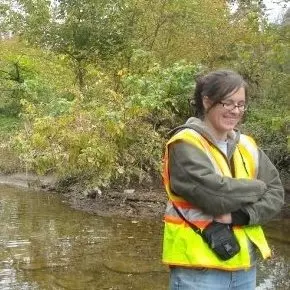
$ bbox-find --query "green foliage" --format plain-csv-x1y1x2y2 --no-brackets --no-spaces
4,0,136,89
1,0,289,188
0,115,20,135
122,53,200,131
0,39,75,116
243,69,290,177
244,108,289,164
14,101,117,186
0,115,23,173
13,59,199,188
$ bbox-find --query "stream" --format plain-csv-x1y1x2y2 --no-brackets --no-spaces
0,185,289,289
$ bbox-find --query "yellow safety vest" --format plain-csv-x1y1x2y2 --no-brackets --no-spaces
162,128,271,271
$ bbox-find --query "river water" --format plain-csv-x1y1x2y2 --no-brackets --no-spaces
0,185,289,290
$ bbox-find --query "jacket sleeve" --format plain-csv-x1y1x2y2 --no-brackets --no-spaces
243,149,285,225
169,141,267,216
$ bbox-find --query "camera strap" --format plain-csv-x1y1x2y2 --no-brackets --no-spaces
172,203,240,260
171,203,203,236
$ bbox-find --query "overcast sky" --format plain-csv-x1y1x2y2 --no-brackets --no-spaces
263,0,290,22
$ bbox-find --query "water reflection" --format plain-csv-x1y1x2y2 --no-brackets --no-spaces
257,219,290,290
0,184,289,289
0,185,167,289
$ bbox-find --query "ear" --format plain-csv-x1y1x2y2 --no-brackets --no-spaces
202,96,212,110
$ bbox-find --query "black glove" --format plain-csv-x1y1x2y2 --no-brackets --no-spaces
231,209,250,225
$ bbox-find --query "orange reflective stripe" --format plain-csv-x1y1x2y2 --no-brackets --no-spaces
164,215,211,229
164,215,243,230
171,200,198,209
162,149,170,184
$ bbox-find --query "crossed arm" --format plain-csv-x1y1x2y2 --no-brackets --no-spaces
169,142,284,225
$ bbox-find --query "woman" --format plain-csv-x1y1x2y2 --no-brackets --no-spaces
162,70,284,289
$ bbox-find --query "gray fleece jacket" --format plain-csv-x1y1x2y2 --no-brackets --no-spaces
168,117,285,225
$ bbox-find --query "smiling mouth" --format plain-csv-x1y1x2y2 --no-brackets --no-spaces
223,118,240,125
224,117,239,121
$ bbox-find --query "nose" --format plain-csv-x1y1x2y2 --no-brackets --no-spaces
230,106,240,114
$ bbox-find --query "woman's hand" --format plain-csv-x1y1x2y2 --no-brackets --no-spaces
214,213,232,224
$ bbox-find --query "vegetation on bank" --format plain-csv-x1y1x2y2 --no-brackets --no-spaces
0,0,289,190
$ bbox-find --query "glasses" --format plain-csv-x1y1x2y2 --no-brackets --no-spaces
218,101,248,112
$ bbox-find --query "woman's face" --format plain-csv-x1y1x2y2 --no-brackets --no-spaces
203,87,246,141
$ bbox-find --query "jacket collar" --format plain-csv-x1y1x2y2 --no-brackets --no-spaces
169,117,241,157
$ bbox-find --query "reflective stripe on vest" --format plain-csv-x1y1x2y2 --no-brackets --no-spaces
162,128,271,270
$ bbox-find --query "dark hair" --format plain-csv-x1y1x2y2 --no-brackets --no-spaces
192,70,248,118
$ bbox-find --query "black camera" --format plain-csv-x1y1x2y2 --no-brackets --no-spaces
202,221,240,261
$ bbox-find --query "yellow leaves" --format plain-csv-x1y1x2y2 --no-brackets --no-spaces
117,166,125,174
105,88,123,103
117,68,128,76
20,99,37,116
87,157,94,164
31,132,49,149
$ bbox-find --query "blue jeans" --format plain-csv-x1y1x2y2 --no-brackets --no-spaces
169,266,256,290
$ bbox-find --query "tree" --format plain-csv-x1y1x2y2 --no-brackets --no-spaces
3,0,134,89
1,0,289,187
0,38,75,116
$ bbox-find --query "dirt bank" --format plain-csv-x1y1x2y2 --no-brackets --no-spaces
63,187,167,220
0,173,289,220
0,173,167,220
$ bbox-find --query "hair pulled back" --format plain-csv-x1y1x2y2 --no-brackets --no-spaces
192,70,248,118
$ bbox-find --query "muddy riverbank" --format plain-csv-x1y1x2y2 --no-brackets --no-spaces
0,173,289,220
0,173,167,220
